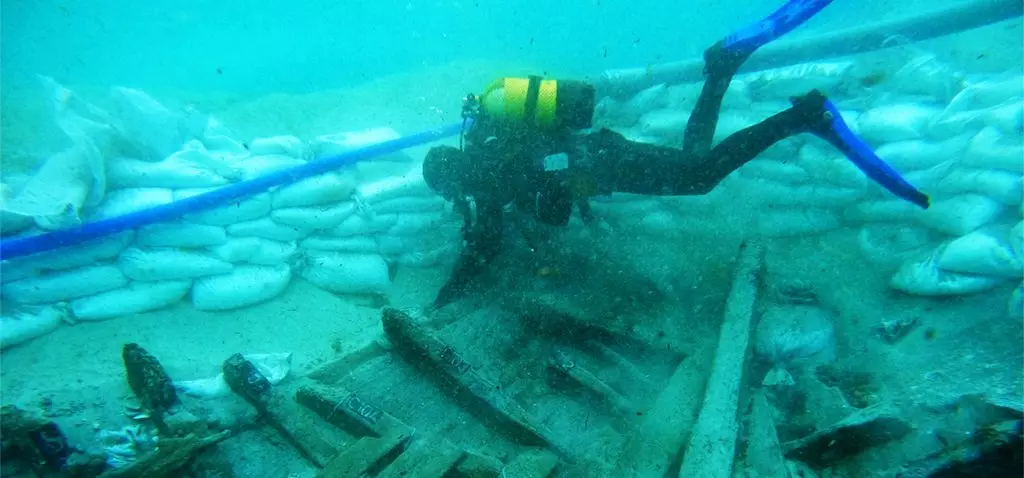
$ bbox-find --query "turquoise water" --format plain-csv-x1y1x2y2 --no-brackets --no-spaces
1,1,1022,477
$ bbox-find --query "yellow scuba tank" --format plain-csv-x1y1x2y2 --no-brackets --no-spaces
478,76,596,131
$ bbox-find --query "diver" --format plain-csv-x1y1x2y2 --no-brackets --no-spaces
421,0,931,310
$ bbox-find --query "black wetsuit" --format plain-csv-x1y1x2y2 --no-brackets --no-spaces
430,43,832,309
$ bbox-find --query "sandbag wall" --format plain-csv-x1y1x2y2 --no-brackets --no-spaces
0,84,462,350
591,54,1023,318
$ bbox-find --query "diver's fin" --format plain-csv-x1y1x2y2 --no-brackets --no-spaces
722,0,835,54
797,92,930,209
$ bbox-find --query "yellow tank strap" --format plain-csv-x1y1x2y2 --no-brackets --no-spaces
535,79,558,128
502,77,530,122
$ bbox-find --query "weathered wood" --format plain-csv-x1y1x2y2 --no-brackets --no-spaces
679,240,764,478
296,383,412,439
306,339,389,384
377,436,464,478
317,432,411,478
743,391,790,477
455,450,505,478
548,348,635,418
98,431,231,478
381,308,566,456
503,448,560,478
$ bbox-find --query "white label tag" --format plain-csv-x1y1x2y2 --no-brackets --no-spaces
543,153,569,171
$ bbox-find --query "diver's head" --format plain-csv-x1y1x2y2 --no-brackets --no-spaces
423,145,470,200
477,76,596,131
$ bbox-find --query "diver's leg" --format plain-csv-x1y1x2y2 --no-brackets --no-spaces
682,0,834,157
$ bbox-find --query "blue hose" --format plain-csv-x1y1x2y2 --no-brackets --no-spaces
0,121,468,260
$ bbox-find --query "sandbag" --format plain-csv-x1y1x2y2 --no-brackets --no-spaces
738,159,811,185
1011,221,1024,263
209,238,299,265
70,280,192,321
984,101,1024,136
1009,284,1023,320
192,264,292,311
874,135,972,172
300,236,379,253
89,188,174,221
857,224,939,267
937,230,1022,279
743,61,855,100
754,305,835,365
232,155,306,181
386,211,456,236
755,208,841,238
312,127,410,162
109,87,201,160
107,154,231,189
891,254,1002,296
202,134,249,154
918,194,1004,236
118,247,233,281
299,252,391,295
944,76,1024,116
933,169,1022,205
271,172,356,209
394,244,460,268
731,178,862,208
270,202,356,230
329,213,399,237
796,143,868,189
1,304,68,351
2,265,128,304
181,191,272,226
962,127,1024,173
248,135,306,158
666,80,751,111
843,198,921,223
136,223,227,248
1,230,135,283
375,225,459,256
857,104,940,143
636,109,690,139
887,53,968,102
353,166,432,205
227,217,311,241
369,196,446,215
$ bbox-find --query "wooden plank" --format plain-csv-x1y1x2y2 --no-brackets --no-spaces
503,448,559,478
377,436,464,478
548,348,635,418
306,339,389,384
296,383,412,439
317,432,411,478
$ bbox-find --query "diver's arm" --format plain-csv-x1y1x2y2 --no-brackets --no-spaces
432,198,505,309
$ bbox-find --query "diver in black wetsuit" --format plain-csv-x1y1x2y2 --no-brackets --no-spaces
421,0,931,310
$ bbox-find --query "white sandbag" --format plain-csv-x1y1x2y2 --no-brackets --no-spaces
208,237,260,263
300,236,379,253
329,213,399,237
857,224,939,267
109,87,198,160
2,265,128,304
891,254,1002,296
70,280,192,321
887,53,968,102
963,127,1024,173
944,76,1024,115
107,154,231,189
192,264,292,311
231,154,307,181
271,172,356,209
312,127,410,162
354,166,432,205
1009,284,1023,320
666,80,751,111
180,191,272,226
118,247,233,281
742,61,855,100
375,232,451,256
394,244,460,268
176,352,293,398
1,305,68,351
246,239,299,266
796,144,868,189
299,252,391,295
270,202,356,230
928,108,990,138
637,109,690,139
713,111,760,144
249,135,307,158
625,84,670,118
202,134,249,154
89,188,174,221
1011,221,1024,263
918,194,1004,236
934,169,1022,205
136,223,227,248
738,159,811,185
874,135,972,172
0,181,34,237
387,211,455,236
227,217,311,241
985,101,1024,136
938,231,1022,278
731,178,862,208
857,104,940,143
754,305,835,365
755,208,840,238
1,230,135,283
844,199,921,223
369,196,446,215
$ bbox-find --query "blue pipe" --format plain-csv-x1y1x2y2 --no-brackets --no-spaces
0,121,469,260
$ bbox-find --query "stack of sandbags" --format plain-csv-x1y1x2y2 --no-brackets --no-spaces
591,52,1023,314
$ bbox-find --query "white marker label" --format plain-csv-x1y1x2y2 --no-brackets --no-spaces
543,153,569,171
